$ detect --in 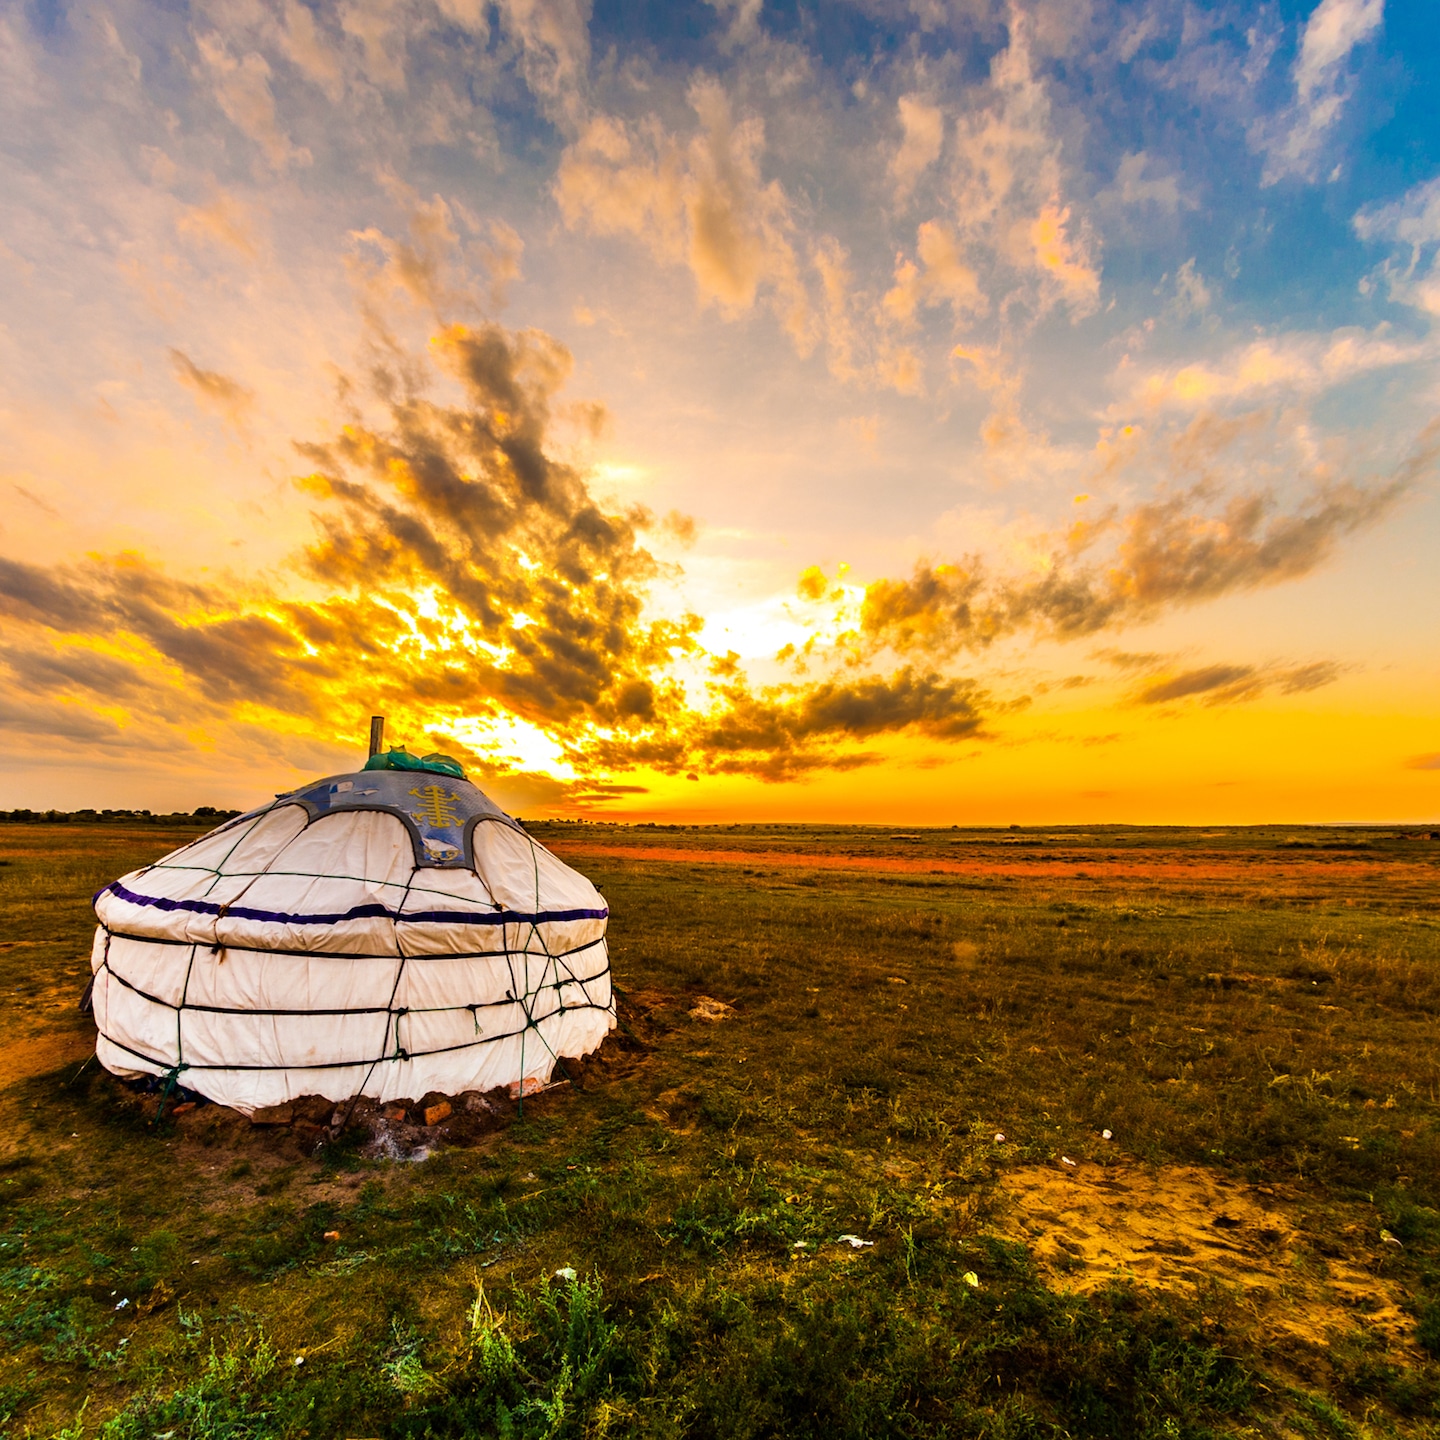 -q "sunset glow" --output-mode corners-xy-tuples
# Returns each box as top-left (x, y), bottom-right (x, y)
(2, 0), (1437, 822)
